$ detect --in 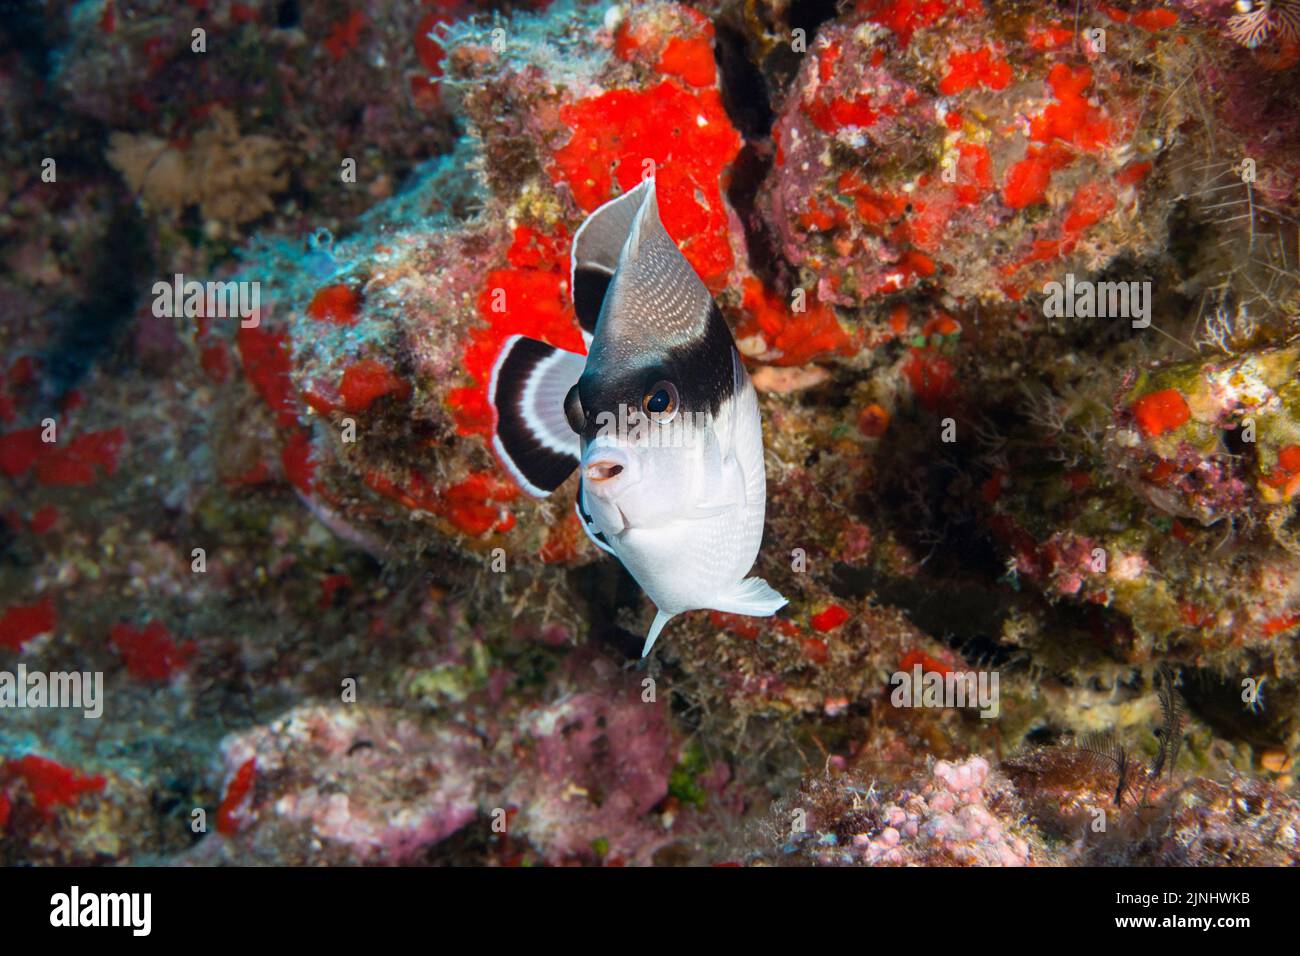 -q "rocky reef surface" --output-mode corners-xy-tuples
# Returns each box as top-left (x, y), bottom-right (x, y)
(1, 0), (1299, 866)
